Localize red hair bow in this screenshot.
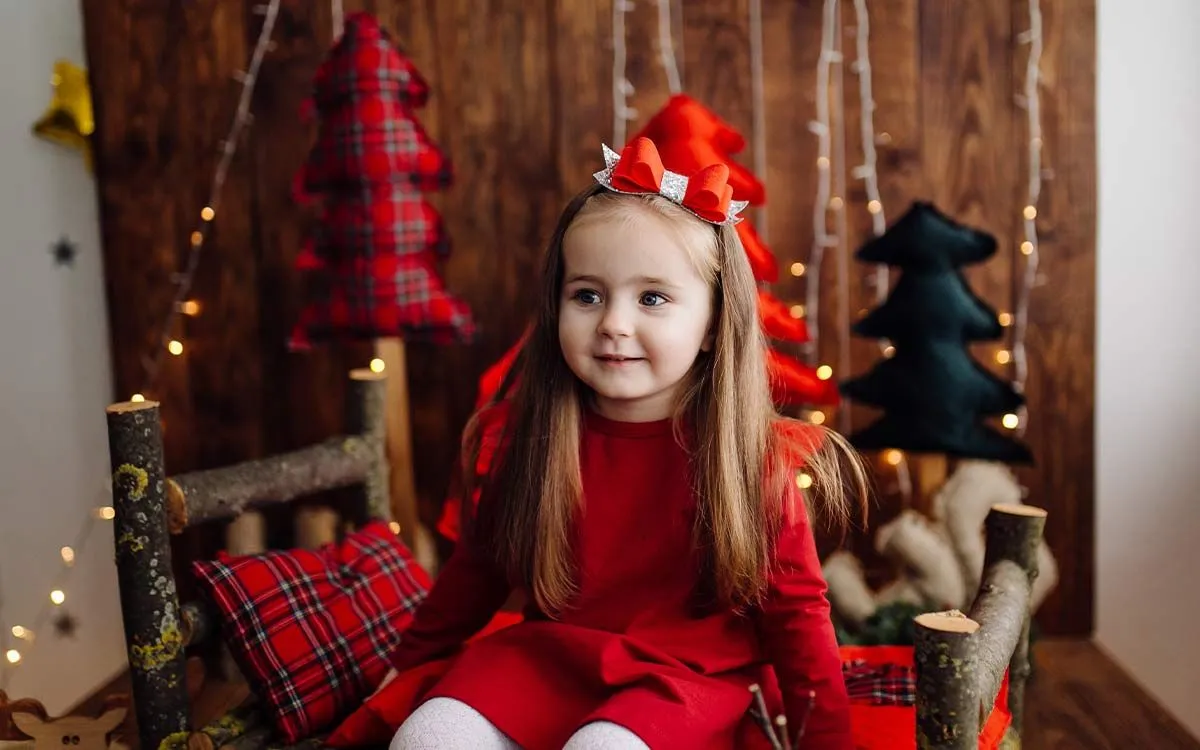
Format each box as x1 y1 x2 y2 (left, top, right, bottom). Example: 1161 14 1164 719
594 137 748 226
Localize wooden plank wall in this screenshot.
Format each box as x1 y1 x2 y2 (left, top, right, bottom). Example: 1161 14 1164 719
81 0 1095 636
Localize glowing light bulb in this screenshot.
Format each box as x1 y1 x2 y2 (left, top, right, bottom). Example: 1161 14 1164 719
996 350 1012 365
190 231 203 247
1020 241 1034 255
1002 413 1020 429
816 365 833 381
790 262 806 277
370 358 386 373
796 473 814 490
179 300 201 316
61 546 75 564
97 506 116 520
130 393 145 403
5 649 20 665
168 340 184 356
809 411 826 425
11 626 29 640
829 197 844 211
883 345 896 358
885 449 903 466
867 200 882 214
816 157 830 169
1023 205 1037 220
789 304 806 319
50 590 65 606
388 521 401 535
201 207 215 222
998 312 1013 327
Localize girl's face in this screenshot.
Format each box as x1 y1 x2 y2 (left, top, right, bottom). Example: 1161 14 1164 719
559 208 715 422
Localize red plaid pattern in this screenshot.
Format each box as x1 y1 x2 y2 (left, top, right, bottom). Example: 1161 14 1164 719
842 658 916 706
291 11 474 346
192 521 432 743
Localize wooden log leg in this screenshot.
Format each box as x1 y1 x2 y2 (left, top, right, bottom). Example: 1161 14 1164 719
104 401 189 750
375 338 420 544
977 504 1046 739
346 368 390 524
216 513 267 682
295 506 339 549
914 611 981 750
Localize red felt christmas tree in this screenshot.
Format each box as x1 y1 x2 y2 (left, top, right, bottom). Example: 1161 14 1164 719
289 12 474 349
629 94 839 407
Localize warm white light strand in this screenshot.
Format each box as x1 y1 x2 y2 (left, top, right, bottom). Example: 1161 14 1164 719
805 0 841 363
748 0 768 242
1011 0 1043 437
0 494 108 690
141 0 281 397
831 1 852 435
612 0 636 146
331 0 344 40
848 0 913 501
655 0 683 95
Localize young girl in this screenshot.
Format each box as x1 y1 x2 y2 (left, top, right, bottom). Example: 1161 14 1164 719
387 137 869 750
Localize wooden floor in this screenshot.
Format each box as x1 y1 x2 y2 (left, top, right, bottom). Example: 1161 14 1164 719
1024 639 1198 750
55 639 1199 749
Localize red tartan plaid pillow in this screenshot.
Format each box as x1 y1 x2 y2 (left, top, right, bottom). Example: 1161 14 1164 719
192 521 431 743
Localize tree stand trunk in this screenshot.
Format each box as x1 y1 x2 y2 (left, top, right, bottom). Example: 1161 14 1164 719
912 452 949 517
375 338 420 546
913 504 1045 748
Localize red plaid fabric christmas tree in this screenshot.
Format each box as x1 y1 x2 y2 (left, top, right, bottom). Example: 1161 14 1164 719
289 12 474 349
629 94 840 407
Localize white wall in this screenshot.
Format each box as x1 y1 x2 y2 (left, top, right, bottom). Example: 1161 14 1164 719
0 2 127 712
1096 0 1200 739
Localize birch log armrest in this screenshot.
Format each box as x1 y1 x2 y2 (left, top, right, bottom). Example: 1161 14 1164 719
913 503 1046 749
104 369 390 750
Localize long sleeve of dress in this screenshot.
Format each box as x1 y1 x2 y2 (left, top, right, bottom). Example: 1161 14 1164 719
756 506 853 750
388 533 512 674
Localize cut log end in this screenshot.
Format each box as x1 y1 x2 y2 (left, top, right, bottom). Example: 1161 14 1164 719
166 479 188 535
106 400 160 414
992 503 1046 518
915 610 981 635
349 368 387 382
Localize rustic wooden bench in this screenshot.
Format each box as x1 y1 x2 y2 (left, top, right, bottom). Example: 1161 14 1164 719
104 369 390 750
103 369 1043 750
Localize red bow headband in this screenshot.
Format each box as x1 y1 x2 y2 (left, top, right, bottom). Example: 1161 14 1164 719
593 137 749 226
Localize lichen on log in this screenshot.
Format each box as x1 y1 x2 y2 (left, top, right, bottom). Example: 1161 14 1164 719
104 400 189 750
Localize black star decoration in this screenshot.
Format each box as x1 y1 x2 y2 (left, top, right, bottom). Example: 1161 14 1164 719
52 610 79 638
50 235 77 266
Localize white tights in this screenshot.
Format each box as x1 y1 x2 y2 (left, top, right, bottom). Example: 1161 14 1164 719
390 697 651 750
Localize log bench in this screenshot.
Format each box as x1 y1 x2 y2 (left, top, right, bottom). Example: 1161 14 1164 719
103 368 1044 750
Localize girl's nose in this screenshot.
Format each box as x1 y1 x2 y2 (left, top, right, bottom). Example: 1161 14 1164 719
597 301 634 338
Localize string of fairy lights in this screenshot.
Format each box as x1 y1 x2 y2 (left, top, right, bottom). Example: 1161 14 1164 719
0 0 281 685
846 0 914 502
1007 0 1045 437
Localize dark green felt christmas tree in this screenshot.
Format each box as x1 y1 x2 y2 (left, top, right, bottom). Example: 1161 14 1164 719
840 202 1032 464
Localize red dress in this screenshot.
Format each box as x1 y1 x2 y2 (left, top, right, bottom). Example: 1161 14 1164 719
389 410 852 749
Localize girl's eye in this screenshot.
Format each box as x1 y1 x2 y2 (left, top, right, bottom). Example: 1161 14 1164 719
572 289 601 305
640 292 667 307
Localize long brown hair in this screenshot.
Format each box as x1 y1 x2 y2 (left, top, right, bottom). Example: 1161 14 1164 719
464 184 870 615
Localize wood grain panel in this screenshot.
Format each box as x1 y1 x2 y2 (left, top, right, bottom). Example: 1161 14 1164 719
83 0 1097 635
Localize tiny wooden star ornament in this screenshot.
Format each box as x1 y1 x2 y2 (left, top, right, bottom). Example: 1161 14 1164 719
49 236 77 267
32 60 94 170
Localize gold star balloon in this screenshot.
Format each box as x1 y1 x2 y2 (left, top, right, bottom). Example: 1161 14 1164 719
32 59 94 169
